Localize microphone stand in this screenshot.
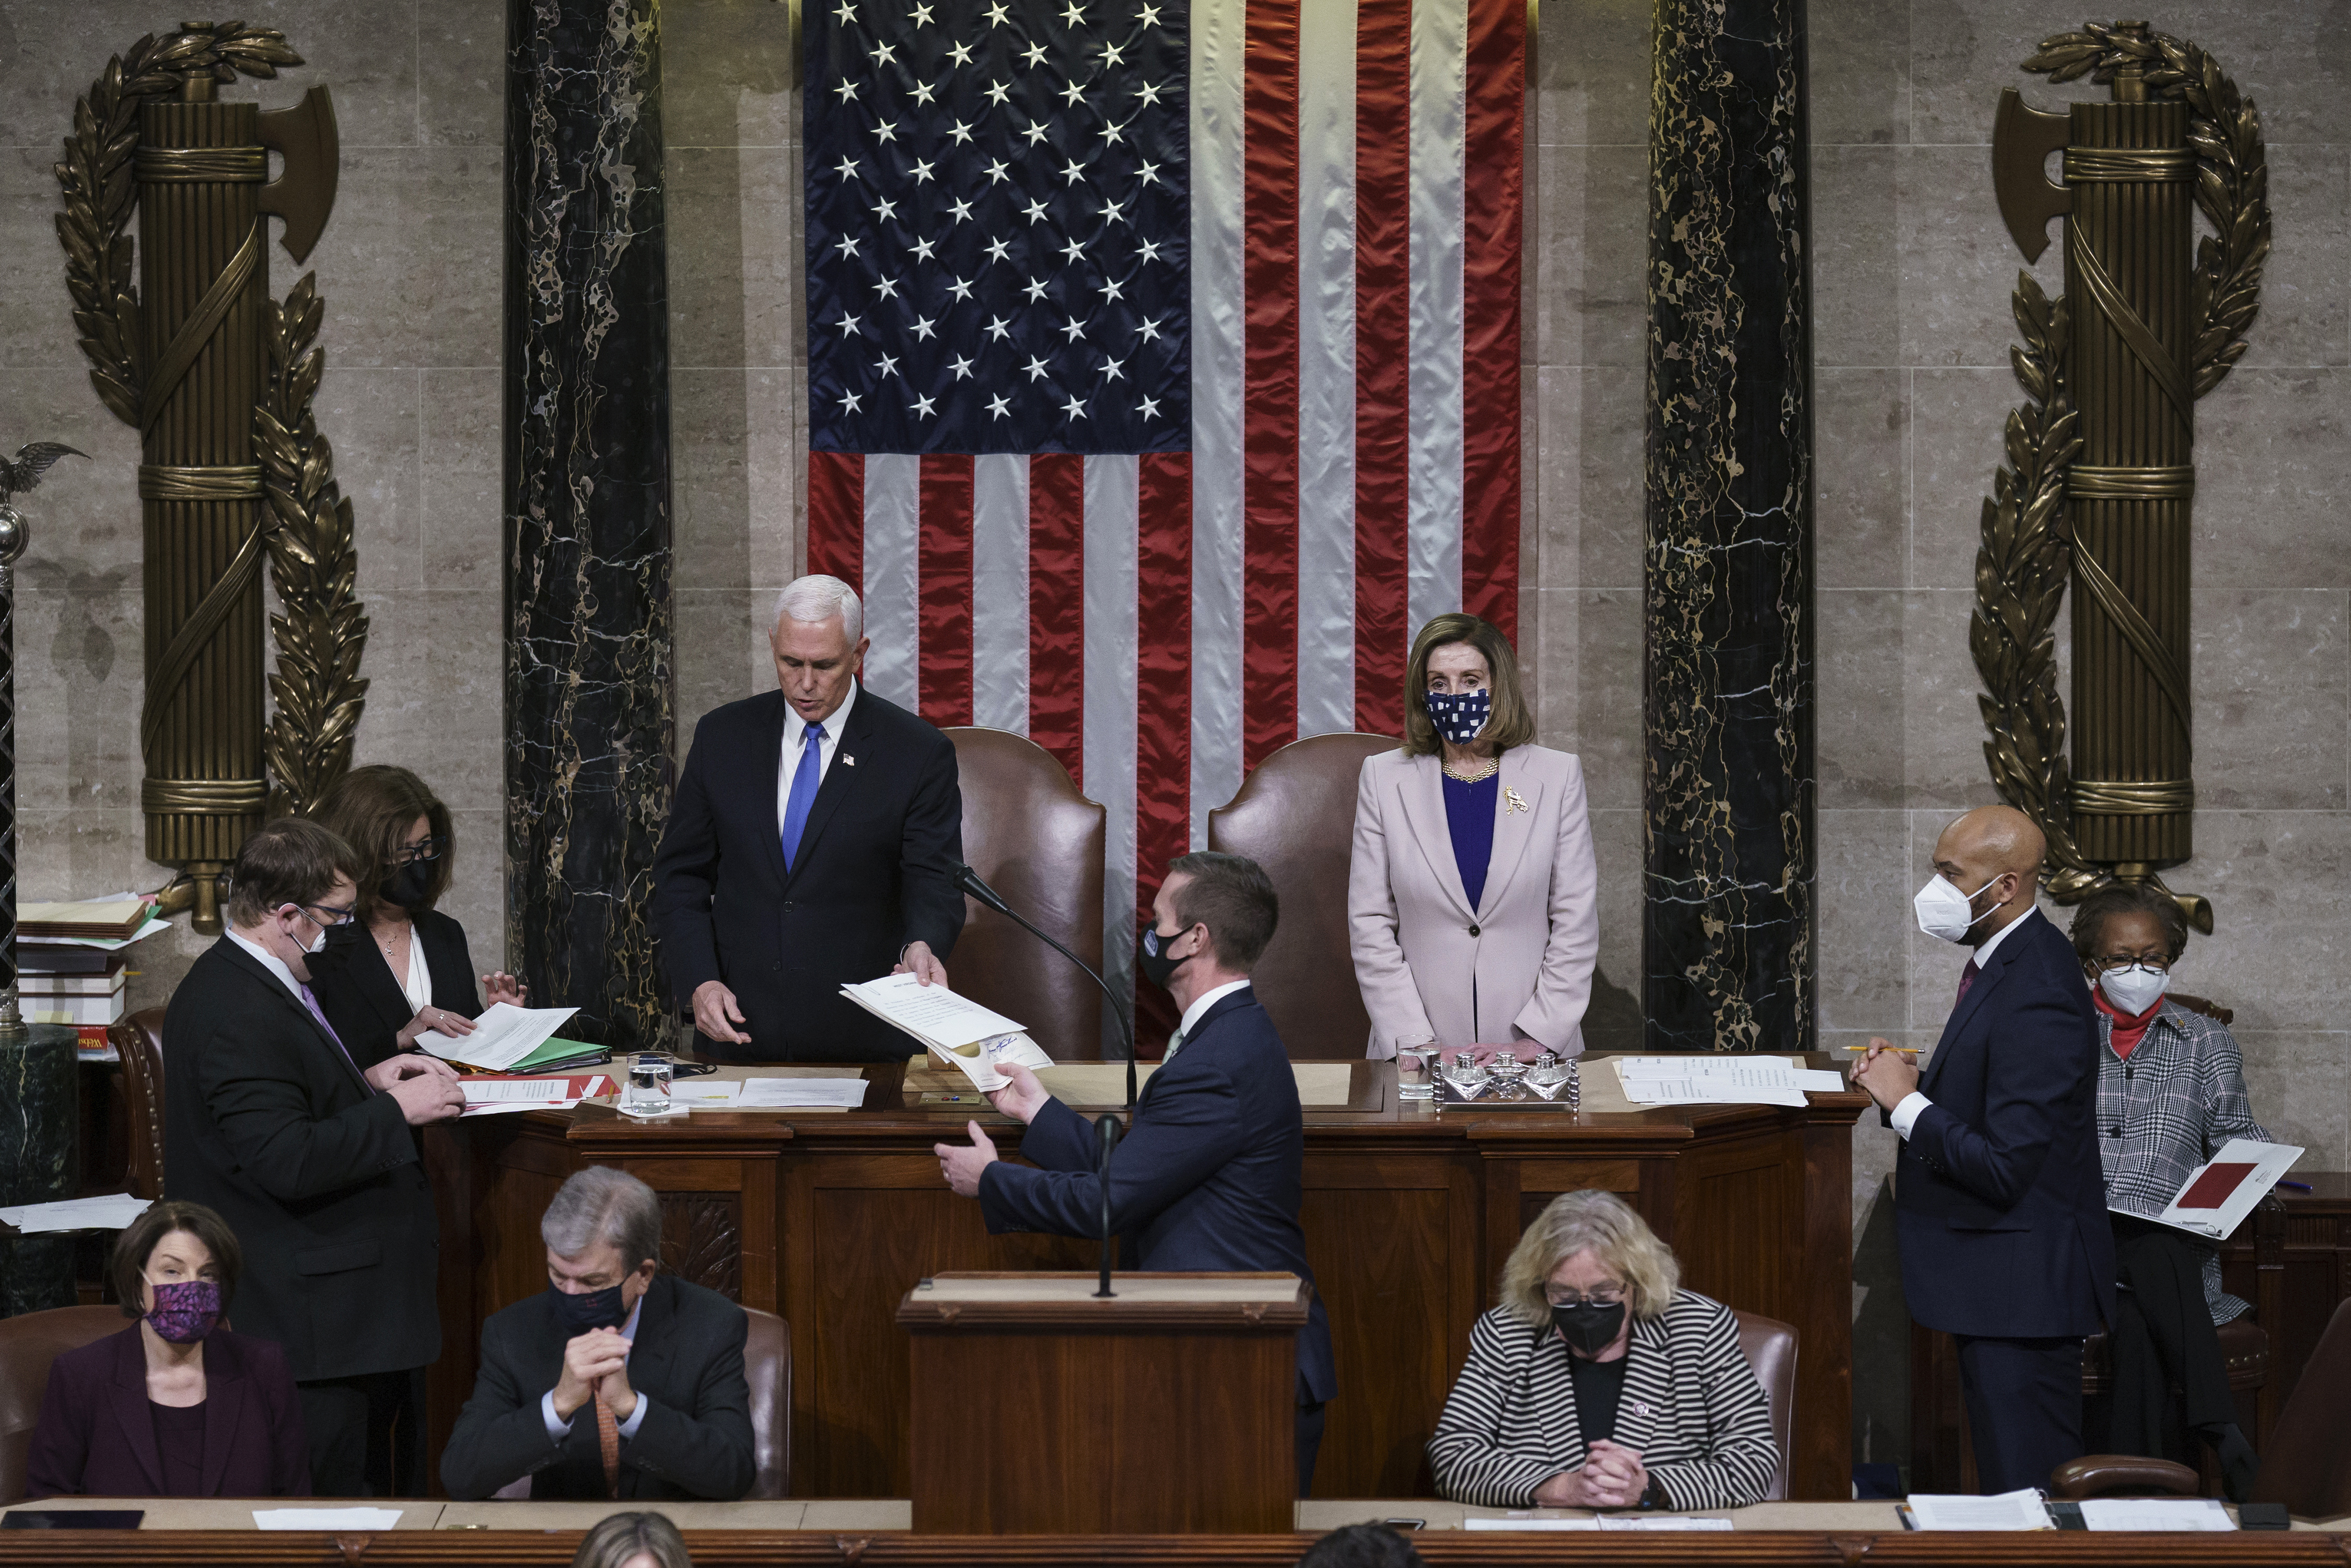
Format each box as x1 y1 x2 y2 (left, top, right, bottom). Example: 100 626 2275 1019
952 861 1138 1109
1093 1112 1121 1298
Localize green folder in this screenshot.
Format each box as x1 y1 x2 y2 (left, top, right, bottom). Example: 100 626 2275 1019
504 1036 611 1073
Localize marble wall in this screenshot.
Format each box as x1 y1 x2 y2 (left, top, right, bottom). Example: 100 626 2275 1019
0 2 506 1005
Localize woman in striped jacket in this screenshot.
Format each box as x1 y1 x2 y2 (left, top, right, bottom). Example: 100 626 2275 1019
1429 1190 1778 1511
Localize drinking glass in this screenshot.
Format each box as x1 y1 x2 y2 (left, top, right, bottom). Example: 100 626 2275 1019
1395 1035 1440 1100
621 1051 682 1118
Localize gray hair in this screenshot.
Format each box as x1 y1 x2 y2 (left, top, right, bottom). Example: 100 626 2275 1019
774 573 863 643
541 1166 664 1272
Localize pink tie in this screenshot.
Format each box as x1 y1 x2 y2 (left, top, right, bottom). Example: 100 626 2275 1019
1954 958 1982 1008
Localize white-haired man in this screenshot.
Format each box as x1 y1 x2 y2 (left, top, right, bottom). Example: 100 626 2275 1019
652 574 965 1061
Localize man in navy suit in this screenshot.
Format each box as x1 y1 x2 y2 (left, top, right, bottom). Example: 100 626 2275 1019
652 575 965 1062
1854 805 2115 1494
934 852 1339 1493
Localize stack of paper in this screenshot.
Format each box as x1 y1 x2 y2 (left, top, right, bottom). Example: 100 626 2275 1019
1611 1055 1846 1108
415 1003 583 1071
839 973 1053 1091
1901 1489 2053 1530
253 1508 403 1531
0 1193 153 1234
2077 1499 2234 1531
666 1077 870 1110
458 1074 611 1117
18 899 150 940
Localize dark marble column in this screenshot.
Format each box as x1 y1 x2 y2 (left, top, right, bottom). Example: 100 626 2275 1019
0 1025 80 1314
505 0 674 1051
1642 0 1814 1052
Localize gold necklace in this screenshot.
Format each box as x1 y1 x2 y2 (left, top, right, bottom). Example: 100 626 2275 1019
1442 756 1500 784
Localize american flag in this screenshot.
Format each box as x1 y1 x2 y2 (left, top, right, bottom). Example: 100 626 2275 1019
805 0 1523 1052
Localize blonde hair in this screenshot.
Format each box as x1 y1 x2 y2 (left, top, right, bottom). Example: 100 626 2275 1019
1401 613 1534 758
1498 1190 1680 1328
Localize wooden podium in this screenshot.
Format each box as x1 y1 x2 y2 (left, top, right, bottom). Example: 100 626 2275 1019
896 1272 1309 1533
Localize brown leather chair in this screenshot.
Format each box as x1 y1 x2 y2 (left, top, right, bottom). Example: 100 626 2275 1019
1732 1309 1797 1503
0 1305 125 1502
945 728 1107 1059
109 1008 168 1201
1206 733 1398 1059
2054 1297 2351 1518
491 1305 791 1500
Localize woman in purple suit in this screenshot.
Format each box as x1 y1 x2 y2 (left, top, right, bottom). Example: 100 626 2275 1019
25 1201 310 1498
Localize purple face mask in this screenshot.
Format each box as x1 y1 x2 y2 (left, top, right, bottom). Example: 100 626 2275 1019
145 1277 223 1344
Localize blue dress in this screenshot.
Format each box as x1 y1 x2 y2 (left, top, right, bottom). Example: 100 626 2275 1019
1441 769 1500 913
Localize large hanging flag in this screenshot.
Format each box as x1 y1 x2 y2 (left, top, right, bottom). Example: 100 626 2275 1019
805 0 1523 1050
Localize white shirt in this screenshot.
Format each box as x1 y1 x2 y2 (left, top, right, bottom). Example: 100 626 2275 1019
776 678 858 835
399 928 434 1013
539 1293 651 1442
1162 980 1252 1063
227 928 308 1001
1890 907 2042 1140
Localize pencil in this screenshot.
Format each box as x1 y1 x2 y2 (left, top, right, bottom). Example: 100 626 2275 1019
1838 1044 1920 1055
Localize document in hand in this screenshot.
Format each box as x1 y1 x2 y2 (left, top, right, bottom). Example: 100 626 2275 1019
2133 1137 2305 1240
415 1002 581 1071
839 972 1053 1091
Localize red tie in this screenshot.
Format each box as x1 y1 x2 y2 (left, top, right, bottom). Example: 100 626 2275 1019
1955 958 1982 1008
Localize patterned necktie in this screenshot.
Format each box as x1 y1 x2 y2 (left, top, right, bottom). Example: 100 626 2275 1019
781 722 826 872
595 1396 621 1496
1954 958 1982 1008
297 981 375 1095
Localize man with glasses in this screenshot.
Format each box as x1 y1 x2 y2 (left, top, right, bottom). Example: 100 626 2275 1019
163 818 466 1494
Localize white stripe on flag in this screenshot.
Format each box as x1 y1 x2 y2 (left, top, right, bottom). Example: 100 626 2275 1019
1189 0 1247 846
1083 456 1140 1059
1406 0 1468 633
1295 0 1357 739
862 454 921 710
970 453 1031 732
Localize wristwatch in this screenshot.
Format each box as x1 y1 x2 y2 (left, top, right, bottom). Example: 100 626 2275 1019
1638 1477 1669 1511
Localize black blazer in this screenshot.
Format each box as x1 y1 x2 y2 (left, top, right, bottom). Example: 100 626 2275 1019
160 936 441 1380
1894 909 2117 1339
25 1326 311 1499
438 1274 755 1501
978 985 1337 1403
307 908 484 1070
650 684 965 1062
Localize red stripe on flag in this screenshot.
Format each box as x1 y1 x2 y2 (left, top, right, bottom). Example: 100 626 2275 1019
1134 452 1192 1056
1353 0 1412 736
917 455 975 728
1460 0 1524 643
1241 0 1302 772
807 451 864 591
1027 454 1086 787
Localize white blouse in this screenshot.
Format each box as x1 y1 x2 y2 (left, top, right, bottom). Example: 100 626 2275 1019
399 925 433 1014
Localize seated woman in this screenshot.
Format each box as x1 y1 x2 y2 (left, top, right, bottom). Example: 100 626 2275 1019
2070 882 2267 1495
1429 1190 1776 1510
308 763 526 1068
25 1201 309 1498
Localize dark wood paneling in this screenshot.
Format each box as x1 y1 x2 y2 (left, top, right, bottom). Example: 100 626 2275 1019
659 1192 744 1300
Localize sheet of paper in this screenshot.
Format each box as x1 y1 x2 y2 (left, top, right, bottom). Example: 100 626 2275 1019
1596 1517 1733 1530
2077 1498 2234 1531
1902 1489 2052 1530
1464 1517 1600 1531
416 1002 580 1071
253 1507 404 1531
461 1078 572 1102
1792 1068 1848 1093
927 1031 1055 1093
2146 1137 2305 1240
0 1193 155 1233
840 972 1026 1049
669 1078 744 1107
738 1077 870 1109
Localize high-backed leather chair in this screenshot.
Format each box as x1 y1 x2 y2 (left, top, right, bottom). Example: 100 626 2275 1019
490 1305 791 1500
109 1008 168 1201
945 728 1107 1059
1206 733 1398 1059
1732 1309 1797 1503
2054 1296 2351 1518
0 1305 124 1502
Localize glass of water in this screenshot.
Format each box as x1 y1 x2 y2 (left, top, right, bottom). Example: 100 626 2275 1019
621 1051 682 1118
1395 1035 1440 1100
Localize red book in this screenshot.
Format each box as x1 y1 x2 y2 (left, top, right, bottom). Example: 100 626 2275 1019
2177 1162 2257 1210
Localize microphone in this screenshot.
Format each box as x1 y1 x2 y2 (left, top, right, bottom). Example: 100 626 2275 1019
952 860 1138 1108
1092 1112 1121 1298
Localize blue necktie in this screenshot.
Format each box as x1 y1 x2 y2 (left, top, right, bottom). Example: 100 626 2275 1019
781 722 825 872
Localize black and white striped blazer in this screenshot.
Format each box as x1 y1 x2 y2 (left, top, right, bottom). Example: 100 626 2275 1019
1428 1291 1778 1509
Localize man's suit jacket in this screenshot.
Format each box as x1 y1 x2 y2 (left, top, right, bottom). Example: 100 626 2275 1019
161 937 441 1380
651 685 965 1062
978 985 1337 1402
438 1275 755 1501
24 1327 311 1499
308 908 484 1070
1895 909 2116 1339
1348 746 1601 1058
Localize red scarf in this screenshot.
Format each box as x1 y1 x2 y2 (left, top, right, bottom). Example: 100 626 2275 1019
2093 987 2163 1060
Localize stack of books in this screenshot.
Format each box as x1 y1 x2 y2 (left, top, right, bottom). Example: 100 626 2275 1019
17 895 174 1058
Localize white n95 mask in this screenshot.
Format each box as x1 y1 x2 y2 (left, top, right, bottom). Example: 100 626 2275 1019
2098 963 2170 1017
1913 875 1996 944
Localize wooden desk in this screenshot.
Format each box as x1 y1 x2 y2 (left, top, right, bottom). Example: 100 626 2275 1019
426 1060 1869 1500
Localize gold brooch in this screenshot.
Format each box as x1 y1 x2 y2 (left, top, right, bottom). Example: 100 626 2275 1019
1504 786 1529 816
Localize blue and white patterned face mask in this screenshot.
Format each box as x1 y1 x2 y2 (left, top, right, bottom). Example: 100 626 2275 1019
1424 688 1492 745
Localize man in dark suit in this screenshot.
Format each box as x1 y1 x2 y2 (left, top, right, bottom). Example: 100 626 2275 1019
439 1167 755 1501
652 573 965 1062
1854 805 2115 1494
162 818 468 1495
935 852 1339 1493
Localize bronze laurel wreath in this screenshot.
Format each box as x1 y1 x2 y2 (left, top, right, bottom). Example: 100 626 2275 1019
1970 24 2267 924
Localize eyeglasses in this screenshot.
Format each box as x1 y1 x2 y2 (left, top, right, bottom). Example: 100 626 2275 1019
1544 1286 1626 1309
393 836 448 864
2092 955 2169 974
297 901 357 928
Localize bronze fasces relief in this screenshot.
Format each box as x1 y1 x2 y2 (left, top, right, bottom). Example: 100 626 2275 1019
54 22 365 933
1972 20 2269 932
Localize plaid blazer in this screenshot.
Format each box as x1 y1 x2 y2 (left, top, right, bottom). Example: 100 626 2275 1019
2096 999 2271 1323
1428 1292 1777 1510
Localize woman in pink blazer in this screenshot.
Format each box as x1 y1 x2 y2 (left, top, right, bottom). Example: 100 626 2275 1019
1348 614 1600 1060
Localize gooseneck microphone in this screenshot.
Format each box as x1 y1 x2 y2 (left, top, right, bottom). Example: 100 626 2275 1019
1093 1112 1121 1298
951 860 1138 1109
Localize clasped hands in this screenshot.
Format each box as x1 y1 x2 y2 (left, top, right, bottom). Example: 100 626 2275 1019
1532 1438 1649 1509
934 1062 1049 1197
550 1326 639 1426
364 1052 465 1125
1850 1037 1921 1111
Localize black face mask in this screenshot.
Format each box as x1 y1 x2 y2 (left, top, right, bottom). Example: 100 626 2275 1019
1136 924 1194 993
381 860 434 909
1552 1301 1627 1357
551 1280 629 1334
